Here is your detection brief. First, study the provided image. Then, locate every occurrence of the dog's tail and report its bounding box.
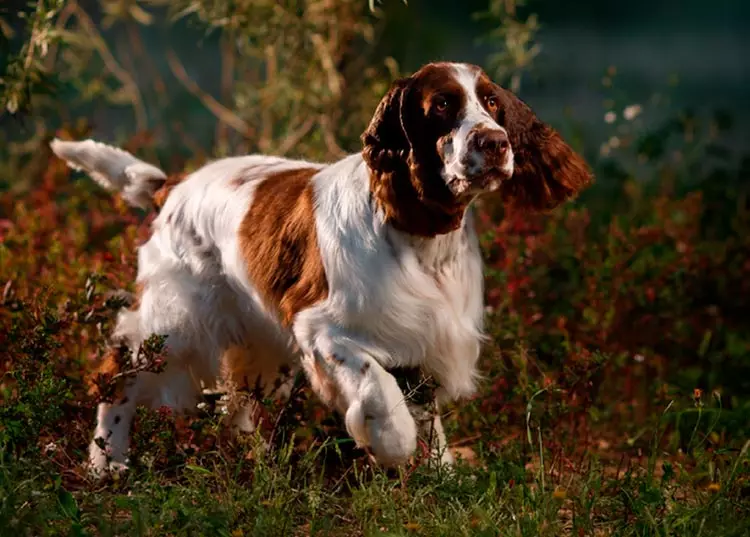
[50,138,171,210]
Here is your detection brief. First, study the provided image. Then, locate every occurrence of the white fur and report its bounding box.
[441,64,515,193]
[51,65,504,476]
[50,139,167,209]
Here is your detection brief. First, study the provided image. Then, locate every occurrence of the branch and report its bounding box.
[318,114,346,159]
[166,48,254,138]
[259,44,277,153]
[72,2,148,131]
[127,20,167,102]
[216,34,236,149]
[23,0,46,72]
[310,32,342,98]
[43,1,76,71]
[276,116,316,156]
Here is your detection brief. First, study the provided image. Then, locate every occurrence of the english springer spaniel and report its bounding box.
[51,61,592,476]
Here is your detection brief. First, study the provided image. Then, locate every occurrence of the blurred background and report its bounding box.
[3,0,750,161]
[1,0,750,500]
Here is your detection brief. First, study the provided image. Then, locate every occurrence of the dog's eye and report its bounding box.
[435,98,449,113]
[486,96,498,112]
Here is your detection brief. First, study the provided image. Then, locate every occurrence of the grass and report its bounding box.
[1,398,748,536]
[2,371,749,537]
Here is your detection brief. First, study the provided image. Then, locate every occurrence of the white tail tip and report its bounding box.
[50,138,167,210]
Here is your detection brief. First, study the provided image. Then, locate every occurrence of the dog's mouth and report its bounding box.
[482,164,513,182]
[475,172,507,194]
[448,166,512,197]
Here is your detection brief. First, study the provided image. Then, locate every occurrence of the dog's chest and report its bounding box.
[310,162,485,393]
[345,224,485,375]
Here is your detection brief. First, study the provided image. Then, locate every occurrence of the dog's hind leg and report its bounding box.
[88,280,221,477]
[220,334,300,439]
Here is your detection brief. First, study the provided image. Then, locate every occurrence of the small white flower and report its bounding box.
[44,441,58,453]
[634,354,645,363]
[623,104,642,121]
[6,95,18,114]
[604,111,617,124]
[197,402,208,410]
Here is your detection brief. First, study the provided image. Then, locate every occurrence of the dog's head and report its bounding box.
[363,62,593,235]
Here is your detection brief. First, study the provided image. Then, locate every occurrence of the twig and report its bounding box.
[107,361,154,384]
[171,120,206,160]
[448,434,482,448]
[267,370,307,450]
[259,44,277,153]
[72,2,148,132]
[390,373,435,414]
[216,34,236,150]
[22,0,45,71]
[166,48,253,138]
[127,20,167,104]
[43,1,76,71]
[318,114,346,159]
[276,116,316,156]
[310,33,342,98]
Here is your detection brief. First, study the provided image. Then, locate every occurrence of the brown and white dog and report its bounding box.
[51,62,592,476]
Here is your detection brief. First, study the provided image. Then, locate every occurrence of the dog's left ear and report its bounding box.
[361,78,412,174]
[497,87,593,211]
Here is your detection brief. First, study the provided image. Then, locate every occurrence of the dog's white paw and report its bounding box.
[87,458,129,480]
[88,440,129,479]
[345,368,417,467]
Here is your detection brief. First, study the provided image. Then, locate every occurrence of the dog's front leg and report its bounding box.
[390,369,454,467]
[410,398,454,466]
[293,326,417,467]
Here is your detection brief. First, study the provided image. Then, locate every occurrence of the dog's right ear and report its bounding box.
[361,78,412,174]
[493,88,593,212]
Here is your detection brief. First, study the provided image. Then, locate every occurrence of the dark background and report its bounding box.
[2,0,749,152]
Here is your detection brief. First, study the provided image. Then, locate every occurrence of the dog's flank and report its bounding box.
[50,138,168,210]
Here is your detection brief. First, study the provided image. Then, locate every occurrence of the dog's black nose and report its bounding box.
[476,129,509,154]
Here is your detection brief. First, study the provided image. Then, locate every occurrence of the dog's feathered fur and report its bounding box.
[51,62,592,476]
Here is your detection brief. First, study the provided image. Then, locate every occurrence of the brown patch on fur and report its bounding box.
[88,282,144,398]
[363,64,472,237]
[475,72,594,211]
[221,343,293,397]
[368,161,468,237]
[310,360,340,407]
[500,121,593,212]
[152,172,186,210]
[86,346,125,398]
[230,164,269,190]
[238,168,328,326]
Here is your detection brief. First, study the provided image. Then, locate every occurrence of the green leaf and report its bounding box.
[185,464,213,475]
[58,488,79,520]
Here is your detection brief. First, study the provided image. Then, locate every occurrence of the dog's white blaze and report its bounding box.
[440,64,514,186]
